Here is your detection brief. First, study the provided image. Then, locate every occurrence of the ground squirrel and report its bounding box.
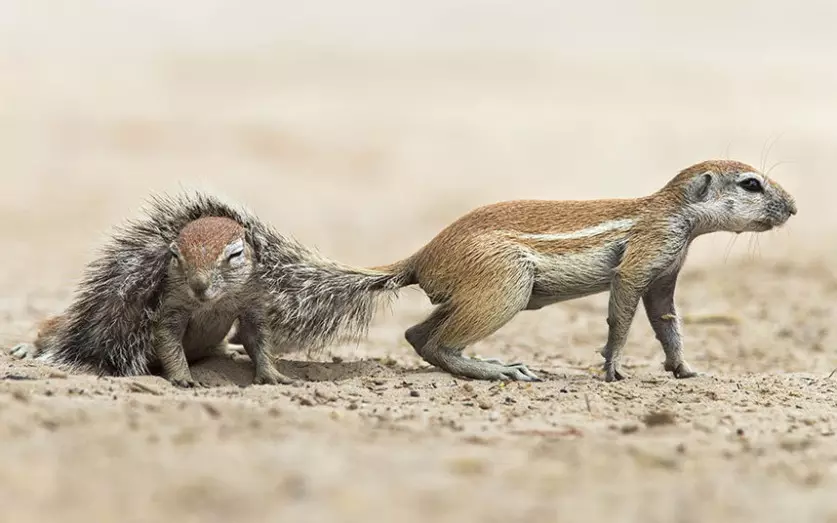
[11,160,796,385]
[264,159,796,383]
[10,193,405,387]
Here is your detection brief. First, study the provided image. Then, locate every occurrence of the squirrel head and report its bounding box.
[168,217,254,303]
[664,159,797,235]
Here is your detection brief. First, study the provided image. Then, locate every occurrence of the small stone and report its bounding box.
[314,389,337,402]
[347,402,359,411]
[643,410,676,427]
[331,356,344,363]
[621,423,640,434]
[409,390,420,397]
[11,390,29,403]
[478,400,492,410]
[201,403,221,419]
[297,396,316,407]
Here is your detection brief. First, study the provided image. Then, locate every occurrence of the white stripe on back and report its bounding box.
[511,218,635,242]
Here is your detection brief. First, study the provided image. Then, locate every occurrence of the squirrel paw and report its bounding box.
[169,378,208,389]
[9,343,36,359]
[604,366,628,382]
[665,360,699,379]
[222,345,251,363]
[253,368,295,386]
[470,356,542,382]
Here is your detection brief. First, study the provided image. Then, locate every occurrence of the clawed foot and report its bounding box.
[469,356,542,382]
[9,343,36,359]
[221,345,250,363]
[665,360,699,379]
[604,365,628,383]
[253,366,295,386]
[169,378,208,389]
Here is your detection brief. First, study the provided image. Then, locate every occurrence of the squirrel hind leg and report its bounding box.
[405,267,541,382]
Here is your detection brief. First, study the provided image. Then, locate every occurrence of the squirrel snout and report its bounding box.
[189,275,211,299]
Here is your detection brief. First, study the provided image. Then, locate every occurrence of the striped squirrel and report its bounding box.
[261,159,797,382]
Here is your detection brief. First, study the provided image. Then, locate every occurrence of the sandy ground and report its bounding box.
[3,1,837,522]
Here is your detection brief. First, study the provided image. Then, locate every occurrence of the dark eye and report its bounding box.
[738,178,763,193]
[227,250,243,261]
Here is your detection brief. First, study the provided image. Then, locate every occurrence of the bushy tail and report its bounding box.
[259,254,416,354]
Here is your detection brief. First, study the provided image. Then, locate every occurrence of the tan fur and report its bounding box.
[370,159,797,382]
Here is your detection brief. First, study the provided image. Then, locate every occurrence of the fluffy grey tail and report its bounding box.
[258,254,416,354]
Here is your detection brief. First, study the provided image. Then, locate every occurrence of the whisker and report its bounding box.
[724,140,733,161]
[724,233,739,263]
[766,159,796,178]
[761,131,785,174]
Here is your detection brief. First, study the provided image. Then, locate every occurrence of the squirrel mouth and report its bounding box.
[753,220,774,231]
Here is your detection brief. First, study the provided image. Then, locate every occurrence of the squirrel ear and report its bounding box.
[243,226,263,263]
[168,241,181,258]
[687,172,713,202]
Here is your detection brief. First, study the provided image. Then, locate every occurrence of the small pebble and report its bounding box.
[201,403,222,419]
[621,423,640,434]
[409,390,420,397]
[11,390,29,403]
[643,411,676,427]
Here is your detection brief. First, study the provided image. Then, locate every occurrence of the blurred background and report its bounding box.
[1,0,835,317]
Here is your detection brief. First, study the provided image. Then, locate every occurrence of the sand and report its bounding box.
[2,1,837,522]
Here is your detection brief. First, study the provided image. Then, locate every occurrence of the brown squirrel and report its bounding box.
[257,159,797,382]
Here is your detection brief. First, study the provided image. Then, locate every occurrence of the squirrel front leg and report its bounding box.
[236,310,294,385]
[153,313,203,388]
[601,270,644,382]
[642,272,699,379]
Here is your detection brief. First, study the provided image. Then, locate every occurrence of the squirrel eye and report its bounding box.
[227,250,243,261]
[738,178,763,193]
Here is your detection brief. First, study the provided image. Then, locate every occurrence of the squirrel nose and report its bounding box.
[190,275,210,297]
[788,200,797,216]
